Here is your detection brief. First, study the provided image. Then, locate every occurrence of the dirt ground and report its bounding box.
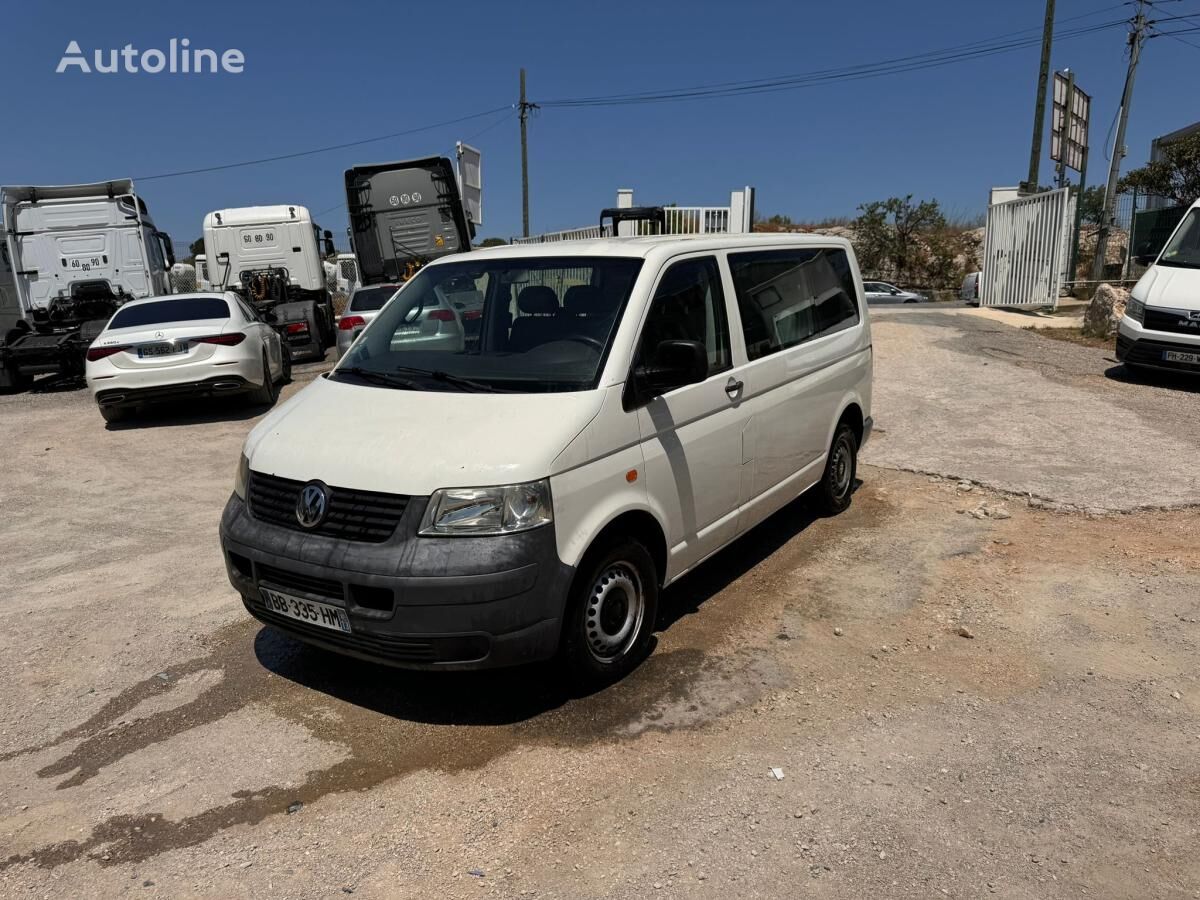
[2,315,1199,898]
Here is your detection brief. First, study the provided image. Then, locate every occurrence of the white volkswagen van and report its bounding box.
[1117,197,1200,373]
[220,235,873,686]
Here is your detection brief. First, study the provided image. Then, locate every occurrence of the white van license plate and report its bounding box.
[1164,350,1200,364]
[260,588,351,633]
[138,342,188,358]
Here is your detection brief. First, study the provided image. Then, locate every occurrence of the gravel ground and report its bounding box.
[865,305,1200,511]
[1,319,1199,898]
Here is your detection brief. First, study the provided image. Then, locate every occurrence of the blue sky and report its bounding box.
[2,0,1193,249]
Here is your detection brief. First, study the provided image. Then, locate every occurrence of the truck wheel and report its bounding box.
[561,536,659,691]
[815,422,858,515]
[280,345,293,384]
[248,349,278,406]
[0,357,30,393]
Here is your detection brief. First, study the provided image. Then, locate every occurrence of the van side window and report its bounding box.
[637,256,731,374]
[728,248,860,361]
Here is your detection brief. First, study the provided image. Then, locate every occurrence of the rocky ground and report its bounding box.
[1,308,1198,898]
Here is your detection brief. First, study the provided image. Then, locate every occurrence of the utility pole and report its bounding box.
[518,69,538,238]
[1092,2,1147,281]
[1025,0,1056,193]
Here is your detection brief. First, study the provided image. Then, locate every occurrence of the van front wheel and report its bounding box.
[561,537,659,690]
[816,423,858,515]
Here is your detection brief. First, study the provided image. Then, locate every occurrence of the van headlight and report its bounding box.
[1126,297,1145,324]
[233,452,250,500]
[419,479,552,536]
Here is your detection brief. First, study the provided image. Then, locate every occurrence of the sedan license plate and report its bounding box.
[137,342,188,358]
[1164,349,1200,364]
[259,588,352,633]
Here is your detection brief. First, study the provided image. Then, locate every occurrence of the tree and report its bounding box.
[477,237,508,248]
[188,237,205,260]
[1076,185,1107,225]
[1118,131,1200,206]
[854,195,947,282]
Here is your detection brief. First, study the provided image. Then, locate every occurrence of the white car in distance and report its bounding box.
[85,292,290,424]
[863,281,927,303]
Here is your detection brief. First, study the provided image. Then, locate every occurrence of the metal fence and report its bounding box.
[512,224,613,245]
[980,188,1074,309]
[662,206,732,234]
[513,205,737,244]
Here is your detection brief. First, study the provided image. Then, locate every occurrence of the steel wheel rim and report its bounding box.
[832,437,853,497]
[585,562,645,664]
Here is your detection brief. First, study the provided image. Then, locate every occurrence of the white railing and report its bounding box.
[512,224,613,245]
[662,206,731,235]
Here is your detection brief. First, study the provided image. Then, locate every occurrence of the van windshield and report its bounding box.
[334,256,643,393]
[1160,208,1200,269]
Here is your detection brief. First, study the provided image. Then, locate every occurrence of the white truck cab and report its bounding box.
[203,205,337,358]
[220,234,873,687]
[1117,197,1200,374]
[1,180,175,387]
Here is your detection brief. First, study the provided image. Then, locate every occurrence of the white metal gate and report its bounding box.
[980,188,1075,308]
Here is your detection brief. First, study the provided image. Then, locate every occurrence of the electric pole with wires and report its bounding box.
[1025,0,1057,193]
[1092,1,1149,281]
[518,69,538,238]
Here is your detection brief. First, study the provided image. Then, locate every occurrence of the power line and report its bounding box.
[536,18,1129,108]
[133,106,513,182]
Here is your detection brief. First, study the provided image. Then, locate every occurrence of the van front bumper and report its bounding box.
[1116,317,1200,374]
[219,494,574,670]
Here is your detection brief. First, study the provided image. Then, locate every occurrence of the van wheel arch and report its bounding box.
[577,510,668,591]
[836,402,864,446]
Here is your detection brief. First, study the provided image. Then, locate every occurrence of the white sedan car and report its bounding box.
[85,292,290,423]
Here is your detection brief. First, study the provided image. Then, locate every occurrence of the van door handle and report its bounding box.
[724,377,744,398]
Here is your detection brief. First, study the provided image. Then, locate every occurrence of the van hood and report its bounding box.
[244,375,605,496]
[1133,265,1200,311]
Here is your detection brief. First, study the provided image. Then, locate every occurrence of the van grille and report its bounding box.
[1143,307,1200,337]
[248,471,409,543]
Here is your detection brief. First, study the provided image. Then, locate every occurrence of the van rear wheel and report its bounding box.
[561,537,659,690]
[816,422,858,515]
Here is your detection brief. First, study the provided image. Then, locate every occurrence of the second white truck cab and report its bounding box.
[203,204,337,358]
[1117,197,1200,374]
[220,234,873,687]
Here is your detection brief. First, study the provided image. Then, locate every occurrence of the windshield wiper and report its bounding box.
[391,366,510,393]
[335,366,423,390]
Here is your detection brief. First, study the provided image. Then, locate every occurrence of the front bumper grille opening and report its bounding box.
[257,562,344,601]
[228,551,253,579]
[350,583,395,613]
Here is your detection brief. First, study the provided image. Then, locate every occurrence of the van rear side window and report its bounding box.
[109,297,230,328]
[728,248,860,361]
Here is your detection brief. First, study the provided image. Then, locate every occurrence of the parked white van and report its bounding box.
[220,235,873,685]
[1118,198,1200,373]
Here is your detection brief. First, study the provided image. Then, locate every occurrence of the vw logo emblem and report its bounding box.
[295,481,330,529]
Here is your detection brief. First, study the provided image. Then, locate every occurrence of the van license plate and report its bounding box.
[1163,350,1200,364]
[138,342,188,358]
[259,588,352,633]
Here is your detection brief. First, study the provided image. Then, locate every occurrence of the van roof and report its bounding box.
[436,233,854,266]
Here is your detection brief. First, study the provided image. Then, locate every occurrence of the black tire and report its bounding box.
[816,422,858,515]
[247,349,278,406]
[0,357,30,393]
[99,405,129,424]
[561,537,659,690]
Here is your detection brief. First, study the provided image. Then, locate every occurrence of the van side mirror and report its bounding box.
[636,340,708,397]
[323,230,336,257]
[1134,254,1155,267]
